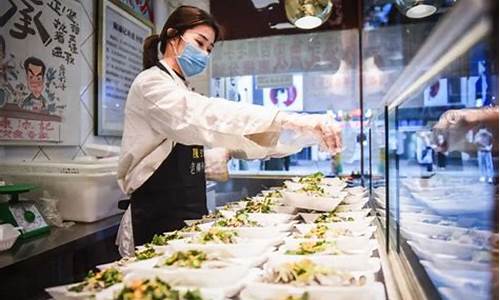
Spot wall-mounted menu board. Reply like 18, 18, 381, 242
96, 0, 153, 136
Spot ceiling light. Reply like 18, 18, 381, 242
285, 0, 333, 29
396, 0, 439, 18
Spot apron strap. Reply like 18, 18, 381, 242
156, 61, 175, 79
155, 62, 177, 149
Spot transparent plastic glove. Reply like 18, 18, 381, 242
205, 148, 230, 182
276, 112, 342, 155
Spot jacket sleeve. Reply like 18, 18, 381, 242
141, 71, 282, 153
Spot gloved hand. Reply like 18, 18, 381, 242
433, 109, 474, 152
433, 108, 498, 152
204, 148, 230, 182
276, 112, 342, 155
434, 109, 476, 132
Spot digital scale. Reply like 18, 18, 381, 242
0, 184, 50, 239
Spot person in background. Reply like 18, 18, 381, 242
474, 127, 494, 183
116, 6, 342, 254
417, 131, 434, 174
435, 133, 448, 169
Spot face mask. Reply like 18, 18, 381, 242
175, 37, 209, 77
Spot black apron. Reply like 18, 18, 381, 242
130, 62, 208, 246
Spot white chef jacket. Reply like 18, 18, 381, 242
117, 60, 297, 196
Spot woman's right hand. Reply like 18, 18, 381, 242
276, 112, 343, 155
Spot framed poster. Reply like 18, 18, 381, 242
0, 0, 82, 145
96, 0, 154, 136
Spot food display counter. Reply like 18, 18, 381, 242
44, 173, 386, 300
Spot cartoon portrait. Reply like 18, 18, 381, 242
0, 0, 81, 144
20, 57, 47, 112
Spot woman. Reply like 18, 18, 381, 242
117, 6, 342, 250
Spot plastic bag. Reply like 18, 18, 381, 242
116, 206, 134, 257
36, 191, 74, 228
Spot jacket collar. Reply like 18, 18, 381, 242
158, 60, 189, 87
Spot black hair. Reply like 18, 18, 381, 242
143, 5, 221, 70
24, 56, 46, 76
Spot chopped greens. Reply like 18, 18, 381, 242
214, 212, 261, 227
135, 246, 160, 260
285, 240, 341, 255
193, 228, 238, 244
160, 250, 208, 269
68, 268, 122, 293
114, 277, 203, 300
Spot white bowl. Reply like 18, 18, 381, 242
166, 240, 272, 258
343, 194, 369, 204
403, 231, 493, 261
400, 221, 497, 253
321, 177, 347, 187
407, 241, 493, 272
294, 223, 376, 238
284, 181, 303, 192
46, 284, 99, 300
299, 209, 372, 224
282, 191, 345, 212
278, 238, 377, 256
346, 186, 367, 196
265, 253, 381, 274
240, 282, 386, 300
124, 263, 250, 288
218, 211, 295, 224
335, 199, 369, 212
420, 260, 492, 294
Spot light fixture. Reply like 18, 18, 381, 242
285, 0, 333, 29
395, 0, 440, 18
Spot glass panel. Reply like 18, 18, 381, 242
368, 0, 498, 299
395, 37, 498, 299
210, 30, 361, 176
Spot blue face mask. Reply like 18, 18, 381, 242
176, 37, 209, 77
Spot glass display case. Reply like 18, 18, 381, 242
208, 0, 498, 298
366, 0, 499, 299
